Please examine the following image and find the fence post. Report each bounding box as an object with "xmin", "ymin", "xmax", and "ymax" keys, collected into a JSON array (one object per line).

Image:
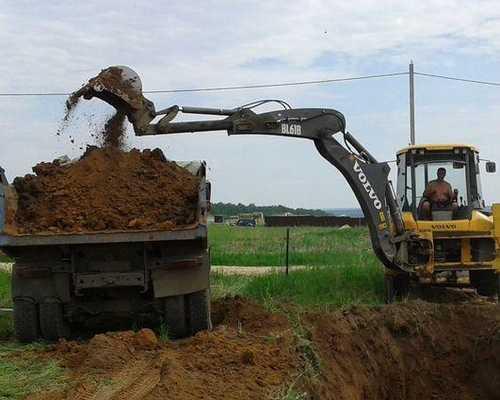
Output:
[{"xmin": 285, "ymin": 227, "xmax": 290, "ymax": 275}]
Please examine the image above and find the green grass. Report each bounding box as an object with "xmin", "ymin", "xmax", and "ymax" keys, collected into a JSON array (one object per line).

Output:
[
  {"xmin": 210, "ymin": 226, "xmax": 384, "ymax": 308},
  {"xmin": 0, "ymin": 271, "xmax": 11, "ymax": 308},
  {"xmin": 0, "ymin": 252, "xmax": 12, "ymax": 263},
  {"xmin": 0, "ymin": 270, "xmax": 12, "ymax": 339},
  {"xmin": 209, "ymin": 225, "xmax": 372, "ymax": 266},
  {"xmin": 0, "ymin": 343, "xmax": 68, "ymax": 400},
  {"xmin": 212, "ymin": 263, "xmax": 384, "ymax": 309}
]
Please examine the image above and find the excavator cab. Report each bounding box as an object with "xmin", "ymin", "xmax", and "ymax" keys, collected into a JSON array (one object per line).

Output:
[
  {"xmin": 396, "ymin": 145, "xmax": 494, "ymax": 221},
  {"xmin": 394, "ymin": 144, "xmax": 500, "ymax": 299}
]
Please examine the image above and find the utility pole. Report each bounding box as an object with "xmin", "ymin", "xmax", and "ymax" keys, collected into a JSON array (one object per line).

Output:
[{"xmin": 409, "ymin": 61, "xmax": 416, "ymax": 145}]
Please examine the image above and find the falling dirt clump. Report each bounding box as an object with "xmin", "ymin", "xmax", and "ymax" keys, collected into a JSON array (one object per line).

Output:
[
  {"xmin": 11, "ymin": 146, "xmax": 201, "ymax": 234},
  {"xmin": 57, "ymin": 94, "xmax": 81, "ymax": 137},
  {"xmin": 98, "ymin": 111, "xmax": 127, "ymax": 149}
]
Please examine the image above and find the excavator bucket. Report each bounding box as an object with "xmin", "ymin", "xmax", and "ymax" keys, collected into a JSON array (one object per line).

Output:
[{"xmin": 71, "ymin": 66, "xmax": 155, "ymax": 132}]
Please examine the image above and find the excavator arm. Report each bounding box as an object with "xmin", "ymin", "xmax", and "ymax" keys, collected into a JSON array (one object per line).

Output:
[
  {"xmin": 74, "ymin": 66, "xmax": 423, "ymax": 272},
  {"xmin": 136, "ymin": 103, "xmax": 405, "ymax": 270}
]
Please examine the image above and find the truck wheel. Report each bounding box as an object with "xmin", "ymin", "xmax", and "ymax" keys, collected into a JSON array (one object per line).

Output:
[
  {"xmin": 470, "ymin": 270, "xmax": 498, "ymax": 297},
  {"xmin": 13, "ymin": 299, "xmax": 39, "ymax": 343},
  {"xmin": 187, "ymin": 289, "xmax": 211, "ymax": 335},
  {"xmin": 384, "ymin": 273, "xmax": 410, "ymax": 304},
  {"xmin": 39, "ymin": 301, "xmax": 70, "ymax": 341},
  {"xmin": 163, "ymin": 295, "xmax": 187, "ymax": 339}
]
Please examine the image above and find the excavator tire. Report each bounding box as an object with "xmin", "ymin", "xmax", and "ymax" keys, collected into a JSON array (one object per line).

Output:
[
  {"xmin": 187, "ymin": 289, "xmax": 211, "ymax": 335},
  {"xmin": 39, "ymin": 300, "xmax": 71, "ymax": 341},
  {"xmin": 384, "ymin": 273, "xmax": 410, "ymax": 304},
  {"xmin": 470, "ymin": 270, "xmax": 498, "ymax": 297},
  {"xmin": 163, "ymin": 295, "xmax": 188, "ymax": 339},
  {"xmin": 13, "ymin": 298, "xmax": 39, "ymax": 343}
]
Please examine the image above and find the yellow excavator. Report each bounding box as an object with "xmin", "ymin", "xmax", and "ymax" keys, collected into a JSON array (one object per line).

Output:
[{"xmin": 75, "ymin": 66, "xmax": 500, "ymax": 302}]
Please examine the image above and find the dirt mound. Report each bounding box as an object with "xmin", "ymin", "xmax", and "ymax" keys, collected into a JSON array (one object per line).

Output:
[
  {"xmin": 27, "ymin": 299, "xmax": 500, "ymax": 400},
  {"xmin": 33, "ymin": 302, "xmax": 298, "ymax": 400},
  {"xmin": 12, "ymin": 147, "xmax": 201, "ymax": 234}
]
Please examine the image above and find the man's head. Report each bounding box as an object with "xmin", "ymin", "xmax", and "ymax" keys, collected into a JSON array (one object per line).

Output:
[{"xmin": 437, "ymin": 167, "xmax": 446, "ymax": 180}]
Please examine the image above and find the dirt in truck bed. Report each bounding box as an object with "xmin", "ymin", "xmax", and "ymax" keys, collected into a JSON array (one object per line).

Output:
[
  {"xmin": 24, "ymin": 298, "xmax": 500, "ymax": 400},
  {"xmin": 11, "ymin": 146, "xmax": 201, "ymax": 234}
]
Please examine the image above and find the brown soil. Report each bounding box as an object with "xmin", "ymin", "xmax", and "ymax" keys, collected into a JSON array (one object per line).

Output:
[
  {"xmin": 11, "ymin": 147, "xmax": 200, "ymax": 234},
  {"xmin": 57, "ymin": 94, "xmax": 81, "ymax": 137},
  {"xmin": 99, "ymin": 111, "xmax": 127, "ymax": 149},
  {"xmin": 26, "ymin": 298, "xmax": 500, "ymax": 400}
]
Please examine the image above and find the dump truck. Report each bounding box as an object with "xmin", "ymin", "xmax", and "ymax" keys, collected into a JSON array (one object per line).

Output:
[{"xmin": 0, "ymin": 161, "xmax": 211, "ymax": 342}]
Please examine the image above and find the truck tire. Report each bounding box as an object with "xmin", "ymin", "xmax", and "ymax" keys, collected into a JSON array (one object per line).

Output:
[
  {"xmin": 163, "ymin": 295, "xmax": 187, "ymax": 339},
  {"xmin": 39, "ymin": 301, "xmax": 70, "ymax": 341},
  {"xmin": 13, "ymin": 299, "xmax": 39, "ymax": 343},
  {"xmin": 384, "ymin": 273, "xmax": 410, "ymax": 304},
  {"xmin": 187, "ymin": 289, "xmax": 211, "ymax": 335},
  {"xmin": 470, "ymin": 270, "xmax": 498, "ymax": 297}
]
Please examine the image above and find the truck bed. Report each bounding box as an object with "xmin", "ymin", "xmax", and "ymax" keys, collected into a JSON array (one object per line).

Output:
[
  {"xmin": 0, "ymin": 223, "xmax": 207, "ymax": 247},
  {"xmin": 0, "ymin": 160, "xmax": 209, "ymax": 248}
]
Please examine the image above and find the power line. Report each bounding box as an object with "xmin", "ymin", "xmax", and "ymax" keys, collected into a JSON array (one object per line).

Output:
[
  {"xmin": 2, "ymin": 70, "xmax": 500, "ymax": 97},
  {"xmin": 142, "ymin": 72, "xmax": 409, "ymax": 93},
  {"xmin": 415, "ymin": 72, "xmax": 500, "ymax": 87},
  {"xmin": 0, "ymin": 72, "xmax": 408, "ymax": 97}
]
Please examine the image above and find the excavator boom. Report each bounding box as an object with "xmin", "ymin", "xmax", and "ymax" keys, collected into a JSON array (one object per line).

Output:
[{"xmin": 74, "ymin": 66, "xmax": 416, "ymax": 272}]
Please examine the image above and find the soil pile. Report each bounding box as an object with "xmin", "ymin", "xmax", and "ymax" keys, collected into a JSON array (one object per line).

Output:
[
  {"xmin": 12, "ymin": 147, "xmax": 201, "ymax": 234},
  {"xmin": 27, "ymin": 299, "xmax": 500, "ymax": 400}
]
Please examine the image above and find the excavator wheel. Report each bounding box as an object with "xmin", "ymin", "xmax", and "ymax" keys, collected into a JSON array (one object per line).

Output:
[
  {"xmin": 470, "ymin": 270, "xmax": 498, "ymax": 297},
  {"xmin": 384, "ymin": 273, "xmax": 410, "ymax": 304}
]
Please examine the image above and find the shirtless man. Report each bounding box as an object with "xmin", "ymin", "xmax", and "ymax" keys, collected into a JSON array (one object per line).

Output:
[{"xmin": 419, "ymin": 167, "xmax": 458, "ymax": 220}]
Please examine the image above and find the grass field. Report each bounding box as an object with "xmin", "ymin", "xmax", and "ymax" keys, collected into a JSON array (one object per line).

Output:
[
  {"xmin": 209, "ymin": 225, "xmax": 374, "ymax": 267},
  {"xmin": 210, "ymin": 226, "xmax": 385, "ymax": 308},
  {"xmin": 212, "ymin": 264, "xmax": 384, "ymax": 309}
]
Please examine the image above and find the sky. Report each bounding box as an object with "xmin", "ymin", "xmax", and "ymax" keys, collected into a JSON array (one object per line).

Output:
[{"xmin": 1, "ymin": 0, "xmax": 500, "ymax": 209}]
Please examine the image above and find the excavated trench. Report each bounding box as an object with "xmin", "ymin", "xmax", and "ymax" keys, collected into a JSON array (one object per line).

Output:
[{"xmin": 22, "ymin": 298, "xmax": 500, "ymax": 400}]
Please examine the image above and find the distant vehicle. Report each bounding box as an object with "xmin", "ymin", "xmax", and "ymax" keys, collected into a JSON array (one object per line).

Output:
[
  {"xmin": 236, "ymin": 218, "xmax": 256, "ymax": 227},
  {"xmin": 238, "ymin": 212, "xmax": 265, "ymax": 225}
]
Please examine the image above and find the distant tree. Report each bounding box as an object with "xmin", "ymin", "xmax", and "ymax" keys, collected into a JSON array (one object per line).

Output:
[{"xmin": 210, "ymin": 202, "xmax": 329, "ymax": 217}]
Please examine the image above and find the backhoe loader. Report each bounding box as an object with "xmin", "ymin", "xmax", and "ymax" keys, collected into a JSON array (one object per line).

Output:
[{"xmin": 74, "ymin": 66, "xmax": 500, "ymax": 302}]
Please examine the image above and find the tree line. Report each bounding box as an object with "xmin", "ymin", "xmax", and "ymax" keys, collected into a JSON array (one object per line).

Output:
[{"xmin": 210, "ymin": 202, "xmax": 328, "ymax": 217}]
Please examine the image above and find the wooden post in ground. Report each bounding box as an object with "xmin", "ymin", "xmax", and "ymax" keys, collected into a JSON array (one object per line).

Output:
[{"xmin": 285, "ymin": 228, "xmax": 290, "ymax": 275}]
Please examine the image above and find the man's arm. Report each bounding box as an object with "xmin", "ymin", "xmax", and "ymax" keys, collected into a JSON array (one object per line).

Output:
[{"xmin": 423, "ymin": 180, "xmax": 436, "ymax": 199}]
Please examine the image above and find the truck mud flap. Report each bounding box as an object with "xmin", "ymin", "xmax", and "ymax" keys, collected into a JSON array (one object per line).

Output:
[{"xmin": 151, "ymin": 254, "xmax": 209, "ymax": 298}]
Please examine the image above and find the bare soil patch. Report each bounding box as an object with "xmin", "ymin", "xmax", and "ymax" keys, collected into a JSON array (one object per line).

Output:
[{"xmin": 25, "ymin": 298, "xmax": 500, "ymax": 400}]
